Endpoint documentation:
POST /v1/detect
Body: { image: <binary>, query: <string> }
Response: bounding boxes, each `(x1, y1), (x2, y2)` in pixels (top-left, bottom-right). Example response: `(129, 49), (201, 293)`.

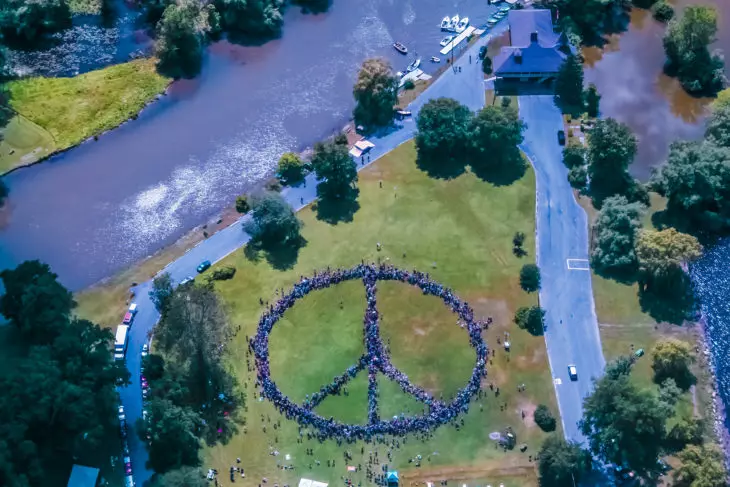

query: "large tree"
(353, 58), (398, 129)
(673, 444), (728, 487)
(651, 338), (695, 390)
(277, 152), (305, 185)
(663, 5), (726, 95)
(150, 467), (209, 487)
(579, 373), (671, 477)
(156, 0), (217, 79)
(705, 101), (730, 148)
(635, 228), (701, 289)
(652, 140), (730, 235)
(554, 54), (585, 113)
(311, 140), (358, 199)
(244, 191), (302, 247)
(143, 399), (203, 473)
(291, 0), (331, 14)
(0, 0), (71, 45)
(590, 195), (644, 279)
(216, 0), (284, 40)
(150, 272), (175, 314)
(536, 0), (631, 45)
(415, 97), (472, 172)
(468, 104), (526, 173)
(587, 118), (642, 203)
(537, 435), (589, 487)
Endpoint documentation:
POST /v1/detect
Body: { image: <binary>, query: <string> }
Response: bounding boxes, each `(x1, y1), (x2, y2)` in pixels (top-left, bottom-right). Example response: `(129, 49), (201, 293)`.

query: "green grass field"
(200, 141), (556, 486)
(1, 59), (169, 174)
(0, 114), (56, 173)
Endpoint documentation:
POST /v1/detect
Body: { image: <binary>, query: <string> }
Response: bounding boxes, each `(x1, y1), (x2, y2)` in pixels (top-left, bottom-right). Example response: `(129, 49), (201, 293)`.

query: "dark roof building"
(494, 9), (568, 80)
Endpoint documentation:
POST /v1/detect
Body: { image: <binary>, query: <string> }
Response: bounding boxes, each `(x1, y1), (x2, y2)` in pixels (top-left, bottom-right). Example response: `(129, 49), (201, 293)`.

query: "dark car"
(478, 46), (487, 60)
(557, 130), (566, 145)
(197, 260), (211, 273)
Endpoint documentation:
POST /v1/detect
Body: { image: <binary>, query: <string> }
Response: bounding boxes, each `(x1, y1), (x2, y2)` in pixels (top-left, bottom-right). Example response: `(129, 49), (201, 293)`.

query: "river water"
(0, 0), (499, 290)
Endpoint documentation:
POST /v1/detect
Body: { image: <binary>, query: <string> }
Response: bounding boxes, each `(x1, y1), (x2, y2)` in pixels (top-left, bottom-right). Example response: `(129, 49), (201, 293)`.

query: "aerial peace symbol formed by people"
(250, 263), (491, 441)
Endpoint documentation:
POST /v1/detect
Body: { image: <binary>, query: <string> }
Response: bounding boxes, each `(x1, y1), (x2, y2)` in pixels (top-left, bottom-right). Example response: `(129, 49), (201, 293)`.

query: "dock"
(440, 26), (476, 55)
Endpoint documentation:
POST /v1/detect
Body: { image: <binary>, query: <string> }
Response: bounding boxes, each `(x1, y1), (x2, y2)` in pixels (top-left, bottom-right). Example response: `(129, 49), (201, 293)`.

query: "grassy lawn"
(195, 141), (556, 486)
(0, 114), (56, 173)
(1, 59), (169, 173)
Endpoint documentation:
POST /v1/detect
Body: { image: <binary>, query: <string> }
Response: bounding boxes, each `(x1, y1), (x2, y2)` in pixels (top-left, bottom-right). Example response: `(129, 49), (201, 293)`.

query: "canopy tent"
(298, 479), (328, 487)
(387, 471), (399, 485)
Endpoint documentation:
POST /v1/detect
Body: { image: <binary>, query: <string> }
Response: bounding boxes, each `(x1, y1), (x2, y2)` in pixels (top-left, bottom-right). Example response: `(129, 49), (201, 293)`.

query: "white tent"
(299, 479), (329, 487)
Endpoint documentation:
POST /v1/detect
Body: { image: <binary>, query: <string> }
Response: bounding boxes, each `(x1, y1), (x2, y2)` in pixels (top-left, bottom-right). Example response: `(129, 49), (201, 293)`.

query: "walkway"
(518, 95), (605, 444)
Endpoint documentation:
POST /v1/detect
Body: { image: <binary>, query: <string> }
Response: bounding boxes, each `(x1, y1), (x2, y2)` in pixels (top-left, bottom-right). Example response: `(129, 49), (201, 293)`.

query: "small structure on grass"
(67, 465), (100, 487)
(386, 471), (399, 487)
(299, 479), (328, 487)
(349, 139), (375, 158)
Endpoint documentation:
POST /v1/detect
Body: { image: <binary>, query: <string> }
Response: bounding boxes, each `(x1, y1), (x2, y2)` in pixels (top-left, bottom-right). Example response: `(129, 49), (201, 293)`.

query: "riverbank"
(0, 58), (170, 174)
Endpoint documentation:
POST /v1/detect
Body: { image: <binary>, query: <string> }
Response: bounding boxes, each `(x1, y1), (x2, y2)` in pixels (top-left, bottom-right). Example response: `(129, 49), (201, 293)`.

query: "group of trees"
(145, 276), (243, 476)
(0, 0), (71, 47)
(554, 54), (600, 117)
(0, 261), (127, 487)
(535, 0), (631, 46)
(415, 96), (526, 184)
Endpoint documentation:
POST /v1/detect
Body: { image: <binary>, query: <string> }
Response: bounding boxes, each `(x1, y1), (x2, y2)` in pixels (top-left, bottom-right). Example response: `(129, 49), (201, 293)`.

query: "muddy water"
(583, 0), (729, 180)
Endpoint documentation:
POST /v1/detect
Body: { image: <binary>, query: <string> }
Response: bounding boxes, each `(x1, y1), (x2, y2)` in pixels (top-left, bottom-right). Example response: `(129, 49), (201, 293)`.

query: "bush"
(568, 165), (588, 191)
(514, 305), (545, 336)
(519, 263), (541, 292)
(210, 266), (236, 281)
(651, 1), (674, 22)
(482, 55), (493, 75)
(534, 404), (557, 432)
(403, 79), (415, 90)
(235, 194), (250, 214)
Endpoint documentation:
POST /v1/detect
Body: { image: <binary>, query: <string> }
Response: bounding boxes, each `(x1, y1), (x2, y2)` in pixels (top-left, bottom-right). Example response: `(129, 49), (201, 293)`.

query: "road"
(518, 95), (606, 444)
(121, 34), (493, 486)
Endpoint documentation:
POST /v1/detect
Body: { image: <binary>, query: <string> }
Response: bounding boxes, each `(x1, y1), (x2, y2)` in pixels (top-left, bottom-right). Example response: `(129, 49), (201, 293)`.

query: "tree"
(562, 142), (586, 168)
(519, 264), (541, 292)
(235, 194), (250, 214)
(651, 338), (695, 389)
(666, 417), (704, 451)
(311, 140), (357, 199)
(604, 355), (634, 380)
(537, 435), (589, 487)
(568, 165), (587, 191)
(555, 54), (585, 113)
(0, 0), (71, 45)
(143, 399), (203, 473)
(468, 104), (526, 180)
(150, 272), (174, 314)
(150, 467), (209, 487)
(514, 305), (545, 336)
(536, 0), (631, 45)
(534, 404), (557, 432)
(652, 141), (730, 235)
(636, 228), (701, 289)
(216, 0), (284, 40)
(276, 152), (305, 185)
(353, 58), (398, 129)
(244, 192), (302, 247)
(0, 260), (74, 343)
(651, 1), (674, 23)
(579, 373), (671, 477)
(415, 98), (472, 174)
(663, 5), (726, 95)
(0, 179), (9, 207)
(673, 444), (727, 487)
(156, 0), (216, 79)
(291, 0), (330, 14)
(705, 102), (730, 148)
(658, 378), (682, 407)
(587, 118), (640, 203)
(590, 196), (644, 279)
(482, 55), (492, 75)
(585, 83), (600, 117)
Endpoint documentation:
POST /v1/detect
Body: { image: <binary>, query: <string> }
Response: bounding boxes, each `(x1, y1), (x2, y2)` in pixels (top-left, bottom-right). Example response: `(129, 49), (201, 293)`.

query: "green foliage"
(235, 194), (250, 214)
(468, 104), (526, 182)
(135, 0), (175, 25)
(143, 398), (203, 473)
(673, 444), (727, 487)
(244, 191), (302, 247)
(534, 404), (557, 432)
(651, 338), (695, 390)
(0, 178), (8, 207)
(210, 265), (236, 281)
(403, 79), (415, 90)
(652, 141), (730, 235)
(585, 83), (600, 117)
(150, 272), (174, 314)
(604, 355), (635, 380)
(156, 0), (216, 79)
(0, 260), (75, 343)
(519, 263), (541, 292)
(663, 5), (726, 95)
(353, 58), (398, 129)
(150, 467), (209, 487)
(537, 435), (589, 487)
(705, 102), (730, 148)
(658, 378), (681, 407)
(579, 372), (671, 478)
(513, 231), (527, 257)
(292, 0), (331, 14)
(311, 140), (358, 199)
(415, 97), (472, 174)
(632, 0), (657, 8)
(482, 55), (493, 75)
(651, 1), (674, 23)
(277, 152), (305, 185)
(590, 196), (644, 279)
(536, 0), (630, 45)
(666, 416), (704, 451)
(216, 0), (284, 40)
(0, 0), (72, 46)
(562, 141), (587, 168)
(636, 228), (701, 289)
(587, 118), (642, 204)
(567, 165), (587, 191)
(514, 305), (545, 336)
(555, 55), (585, 113)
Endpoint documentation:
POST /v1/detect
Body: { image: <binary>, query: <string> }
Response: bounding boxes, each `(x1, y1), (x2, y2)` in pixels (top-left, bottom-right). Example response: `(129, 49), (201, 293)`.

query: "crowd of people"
(250, 264), (490, 441)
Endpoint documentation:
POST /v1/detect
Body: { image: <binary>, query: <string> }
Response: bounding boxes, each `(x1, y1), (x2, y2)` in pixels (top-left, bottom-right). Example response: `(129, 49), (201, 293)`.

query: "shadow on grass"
(244, 236), (307, 271)
(470, 153), (527, 186)
(638, 271), (698, 325)
(314, 187), (360, 224)
(415, 153), (467, 180)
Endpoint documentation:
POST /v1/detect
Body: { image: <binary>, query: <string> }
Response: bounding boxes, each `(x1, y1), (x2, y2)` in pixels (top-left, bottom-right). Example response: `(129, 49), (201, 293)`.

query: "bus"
(114, 325), (130, 361)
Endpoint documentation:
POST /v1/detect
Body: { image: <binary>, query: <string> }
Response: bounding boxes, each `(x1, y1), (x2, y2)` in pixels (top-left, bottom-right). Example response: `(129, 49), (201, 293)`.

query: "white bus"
(114, 325), (130, 361)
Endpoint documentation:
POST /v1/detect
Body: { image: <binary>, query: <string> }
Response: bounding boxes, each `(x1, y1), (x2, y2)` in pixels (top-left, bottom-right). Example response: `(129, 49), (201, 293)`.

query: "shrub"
(651, 1), (674, 22)
(568, 165), (588, 191)
(235, 194), (250, 214)
(519, 263), (541, 292)
(482, 55), (493, 75)
(403, 79), (415, 90)
(534, 404), (557, 432)
(514, 305), (545, 336)
(211, 266), (236, 281)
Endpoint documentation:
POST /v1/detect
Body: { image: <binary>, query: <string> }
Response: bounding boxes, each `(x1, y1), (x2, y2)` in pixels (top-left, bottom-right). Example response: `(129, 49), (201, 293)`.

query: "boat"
(406, 57), (421, 72)
(451, 14), (459, 28)
(440, 16), (452, 30)
(500, 5), (511, 13)
(393, 42), (408, 54)
(487, 18), (498, 26)
(440, 35), (454, 47)
(455, 16), (469, 33)
(430, 56), (441, 63)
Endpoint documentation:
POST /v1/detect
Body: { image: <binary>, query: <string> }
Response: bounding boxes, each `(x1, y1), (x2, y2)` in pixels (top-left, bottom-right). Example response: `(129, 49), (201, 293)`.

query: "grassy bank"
(0, 114), (56, 174)
(0, 59), (170, 173)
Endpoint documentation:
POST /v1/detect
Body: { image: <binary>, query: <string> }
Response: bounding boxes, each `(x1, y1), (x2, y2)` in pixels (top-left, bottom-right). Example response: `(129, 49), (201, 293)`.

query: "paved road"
(121, 34), (493, 486)
(518, 95), (605, 444)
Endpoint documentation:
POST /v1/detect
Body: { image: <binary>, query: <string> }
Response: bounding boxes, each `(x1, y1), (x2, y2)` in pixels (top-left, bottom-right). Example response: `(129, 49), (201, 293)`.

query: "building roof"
(67, 465), (100, 487)
(508, 9), (560, 48)
(494, 43), (566, 75)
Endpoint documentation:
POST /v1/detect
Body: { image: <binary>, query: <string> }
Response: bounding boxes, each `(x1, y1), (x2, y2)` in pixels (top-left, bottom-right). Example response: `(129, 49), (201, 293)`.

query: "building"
(67, 465), (100, 487)
(493, 9), (569, 82)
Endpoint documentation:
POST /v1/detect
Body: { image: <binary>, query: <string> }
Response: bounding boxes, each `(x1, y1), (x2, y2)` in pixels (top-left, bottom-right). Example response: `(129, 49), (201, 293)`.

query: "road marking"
(553, 378), (562, 385)
(566, 258), (590, 271)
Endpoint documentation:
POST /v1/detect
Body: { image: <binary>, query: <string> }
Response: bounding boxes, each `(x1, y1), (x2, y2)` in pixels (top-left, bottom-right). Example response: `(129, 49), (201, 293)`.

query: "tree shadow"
(244, 237), (307, 271)
(415, 152), (467, 180)
(314, 187), (360, 224)
(470, 153), (527, 186)
(638, 271), (698, 325)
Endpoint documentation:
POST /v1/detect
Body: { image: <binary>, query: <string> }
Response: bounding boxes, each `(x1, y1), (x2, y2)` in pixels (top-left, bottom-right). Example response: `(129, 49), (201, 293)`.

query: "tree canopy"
(705, 102), (730, 148)
(554, 54), (584, 113)
(663, 5), (726, 96)
(590, 195), (644, 279)
(216, 0), (284, 40)
(149, 467), (209, 487)
(536, 0), (631, 45)
(311, 140), (358, 199)
(244, 191), (302, 247)
(636, 228), (701, 287)
(353, 58), (398, 129)
(586, 118), (643, 204)
(0, 0), (71, 46)
(585, 83), (601, 117)
(514, 305), (545, 336)
(277, 152), (305, 185)
(468, 104), (526, 181)
(537, 435), (589, 487)
(651, 338), (696, 390)
(519, 263), (541, 292)
(143, 398), (203, 473)
(673, 444), (727, 487)
(415, 97), (472, 174)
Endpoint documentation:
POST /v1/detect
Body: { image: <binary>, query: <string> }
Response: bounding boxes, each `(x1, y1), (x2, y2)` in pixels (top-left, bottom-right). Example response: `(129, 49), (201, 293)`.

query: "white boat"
(451, 14), (460, 28)
(455, 17), (469, 33)
(440, 16), (452, 30)
(430, 56), (441, 63)
(406, 57), (421, 72)
(439, 35), (454, 47)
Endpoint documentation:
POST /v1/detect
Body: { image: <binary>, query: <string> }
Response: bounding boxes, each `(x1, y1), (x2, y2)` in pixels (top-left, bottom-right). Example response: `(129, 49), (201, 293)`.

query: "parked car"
(125, 476), (135, 487)
(124, 456), (132, 476)
(122, 311), (134, 325)
(141, 343), (149, 358)
(557, 130), (566, 145)
(179, 276), (195, 287)
(118, 405), (125, 423)
(478, 46), (487, 60)
(568, 364), (578, 381)
(197, 260), (211, 273)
